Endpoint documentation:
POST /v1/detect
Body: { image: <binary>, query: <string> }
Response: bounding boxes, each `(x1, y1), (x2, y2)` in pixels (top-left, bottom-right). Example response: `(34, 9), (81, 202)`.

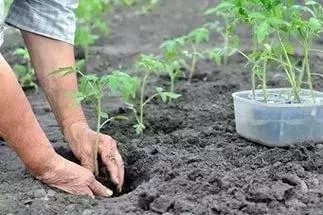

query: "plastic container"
(232, 88), (323, 147)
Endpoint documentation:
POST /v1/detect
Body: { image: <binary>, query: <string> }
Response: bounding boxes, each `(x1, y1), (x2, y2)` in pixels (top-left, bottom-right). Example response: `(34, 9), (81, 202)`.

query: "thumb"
(89, 179), (113, 197)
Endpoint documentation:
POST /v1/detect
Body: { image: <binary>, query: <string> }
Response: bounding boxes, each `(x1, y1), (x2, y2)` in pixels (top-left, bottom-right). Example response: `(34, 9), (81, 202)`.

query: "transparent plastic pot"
(232, 88), (323, 147)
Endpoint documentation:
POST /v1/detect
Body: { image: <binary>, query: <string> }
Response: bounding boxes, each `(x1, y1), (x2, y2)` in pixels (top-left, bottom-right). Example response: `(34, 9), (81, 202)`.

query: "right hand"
(35, 154), (113, 198)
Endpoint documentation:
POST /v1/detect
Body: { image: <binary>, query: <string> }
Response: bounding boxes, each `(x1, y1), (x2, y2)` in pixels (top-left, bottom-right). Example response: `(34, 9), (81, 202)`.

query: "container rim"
(232, 88), (323, 108)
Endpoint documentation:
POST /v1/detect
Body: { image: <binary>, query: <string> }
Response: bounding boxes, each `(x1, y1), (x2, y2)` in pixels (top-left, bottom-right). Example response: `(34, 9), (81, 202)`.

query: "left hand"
(63, 123), (124, 192)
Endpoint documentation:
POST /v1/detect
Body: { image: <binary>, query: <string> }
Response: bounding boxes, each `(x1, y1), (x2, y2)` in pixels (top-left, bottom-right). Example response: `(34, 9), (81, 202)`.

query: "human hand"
(36, 154), (113, 198)
(63, 123), (124, 192)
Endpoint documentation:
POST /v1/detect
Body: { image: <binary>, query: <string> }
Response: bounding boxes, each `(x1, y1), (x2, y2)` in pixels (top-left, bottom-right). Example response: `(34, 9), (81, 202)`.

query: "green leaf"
(134, 123), (145, 134)
(135, 54), (166, 74)
(106, 71), (139, 100)
(204, 2), (235, 15)
(50, 66), (77, 76)
(156, 87), (167, 102)
(76, 60), (86, 71)
(255, 22), (270, 43)
(188, 27), (209, 44)
(248, 12), (266, 21)
(14, 48), (27, 56)
(305, 1), (318, 6)
(100, 112), (110, 119)
(156, 87), (181, 102)
(208, 48), (223, 65)
(283, 43), (295, 55)
(309, 17), (322, 31)
(113, 115), (129, 121)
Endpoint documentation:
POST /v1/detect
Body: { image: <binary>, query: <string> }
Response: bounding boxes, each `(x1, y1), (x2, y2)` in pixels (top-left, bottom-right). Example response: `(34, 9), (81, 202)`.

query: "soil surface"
(1, 0), (323, 214)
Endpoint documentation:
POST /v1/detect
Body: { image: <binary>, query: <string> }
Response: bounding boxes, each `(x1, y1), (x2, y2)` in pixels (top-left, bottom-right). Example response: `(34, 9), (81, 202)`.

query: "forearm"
(21, 31), (87, 134)
(0, 54), (56, 175)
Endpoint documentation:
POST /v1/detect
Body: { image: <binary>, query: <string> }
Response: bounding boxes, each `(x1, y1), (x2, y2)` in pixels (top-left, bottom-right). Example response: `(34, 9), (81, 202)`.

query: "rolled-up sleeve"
(5, 0), (78, 45)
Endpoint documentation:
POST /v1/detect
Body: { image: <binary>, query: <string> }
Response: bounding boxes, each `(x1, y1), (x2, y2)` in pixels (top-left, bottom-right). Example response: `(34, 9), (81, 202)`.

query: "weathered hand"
(63, 123), (124, 192)
(36, 154), (113, 198)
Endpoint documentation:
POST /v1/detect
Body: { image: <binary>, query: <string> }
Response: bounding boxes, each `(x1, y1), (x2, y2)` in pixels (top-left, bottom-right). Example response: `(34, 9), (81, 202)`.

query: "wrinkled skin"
(37, 154), (113, 198)
(64, 123), (125, 192)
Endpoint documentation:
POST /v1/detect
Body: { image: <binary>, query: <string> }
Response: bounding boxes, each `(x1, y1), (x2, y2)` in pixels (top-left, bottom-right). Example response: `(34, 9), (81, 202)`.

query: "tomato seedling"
(182, 27), (209, 81)
(214, 0), (323, 103)
(160, 37), (185, 94)
(108, 55), (181, 134)
(53, 63), (127, 176)
(75, 0), (111, 60)
(204, 3), (240, 65)
(13, 48), (37, 90)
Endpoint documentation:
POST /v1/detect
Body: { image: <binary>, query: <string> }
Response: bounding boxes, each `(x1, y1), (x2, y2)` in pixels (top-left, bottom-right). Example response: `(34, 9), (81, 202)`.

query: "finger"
(89, 179), (113, 197)
(100, 138), (120, 186)
(115, 150), (125, 192)
(53, 185), (95, 199)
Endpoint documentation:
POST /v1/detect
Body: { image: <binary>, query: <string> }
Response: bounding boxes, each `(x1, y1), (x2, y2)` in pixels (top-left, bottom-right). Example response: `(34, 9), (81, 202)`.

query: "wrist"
(59, 108), (88, 137)
(63, 122), (90, 144)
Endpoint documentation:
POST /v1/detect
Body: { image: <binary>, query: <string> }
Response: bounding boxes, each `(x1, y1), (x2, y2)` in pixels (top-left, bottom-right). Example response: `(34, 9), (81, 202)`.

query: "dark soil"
(1, 0), (323, 214)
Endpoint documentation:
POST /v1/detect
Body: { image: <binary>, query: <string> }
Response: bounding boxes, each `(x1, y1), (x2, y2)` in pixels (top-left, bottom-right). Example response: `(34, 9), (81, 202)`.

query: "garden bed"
(0, 0), (322, 214)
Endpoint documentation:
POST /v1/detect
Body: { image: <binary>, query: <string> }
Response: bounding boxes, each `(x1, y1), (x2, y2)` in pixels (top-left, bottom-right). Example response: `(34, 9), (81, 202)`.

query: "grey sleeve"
(5, 0), (78, 45)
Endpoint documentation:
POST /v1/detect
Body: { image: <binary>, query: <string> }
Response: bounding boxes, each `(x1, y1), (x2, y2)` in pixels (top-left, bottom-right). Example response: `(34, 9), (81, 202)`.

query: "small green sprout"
(53, 63), (127, 176)
(13, 48), (37, 89)
(182, 27), (210, 81)
(160, 37), (185, 94)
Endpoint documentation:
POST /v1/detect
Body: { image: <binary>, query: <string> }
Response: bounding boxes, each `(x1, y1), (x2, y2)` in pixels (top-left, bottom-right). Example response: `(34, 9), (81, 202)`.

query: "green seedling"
(118, 0), (159, 14)
(160, 37), (185, 94)
(53, 63), (127, 176)
(13, 48), (37, 89)
(204, 4), (240, 65)
(182, 27), (210, 81)
(75, 0), (111, 60)
(109, 55), (181, 134)
(4, 0), (13, 14)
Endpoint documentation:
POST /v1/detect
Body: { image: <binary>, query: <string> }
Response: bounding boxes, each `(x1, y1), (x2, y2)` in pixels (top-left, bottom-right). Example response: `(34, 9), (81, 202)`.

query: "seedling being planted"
(53, 64), (127, 176)
(13, 48), (37, 89)
(160, 37), (185, 94)
(108, 55), (181, 134)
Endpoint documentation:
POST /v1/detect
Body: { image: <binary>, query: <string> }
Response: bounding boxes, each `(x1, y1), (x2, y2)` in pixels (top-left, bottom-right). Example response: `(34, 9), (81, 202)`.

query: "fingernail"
(107, 189), (113, 197)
